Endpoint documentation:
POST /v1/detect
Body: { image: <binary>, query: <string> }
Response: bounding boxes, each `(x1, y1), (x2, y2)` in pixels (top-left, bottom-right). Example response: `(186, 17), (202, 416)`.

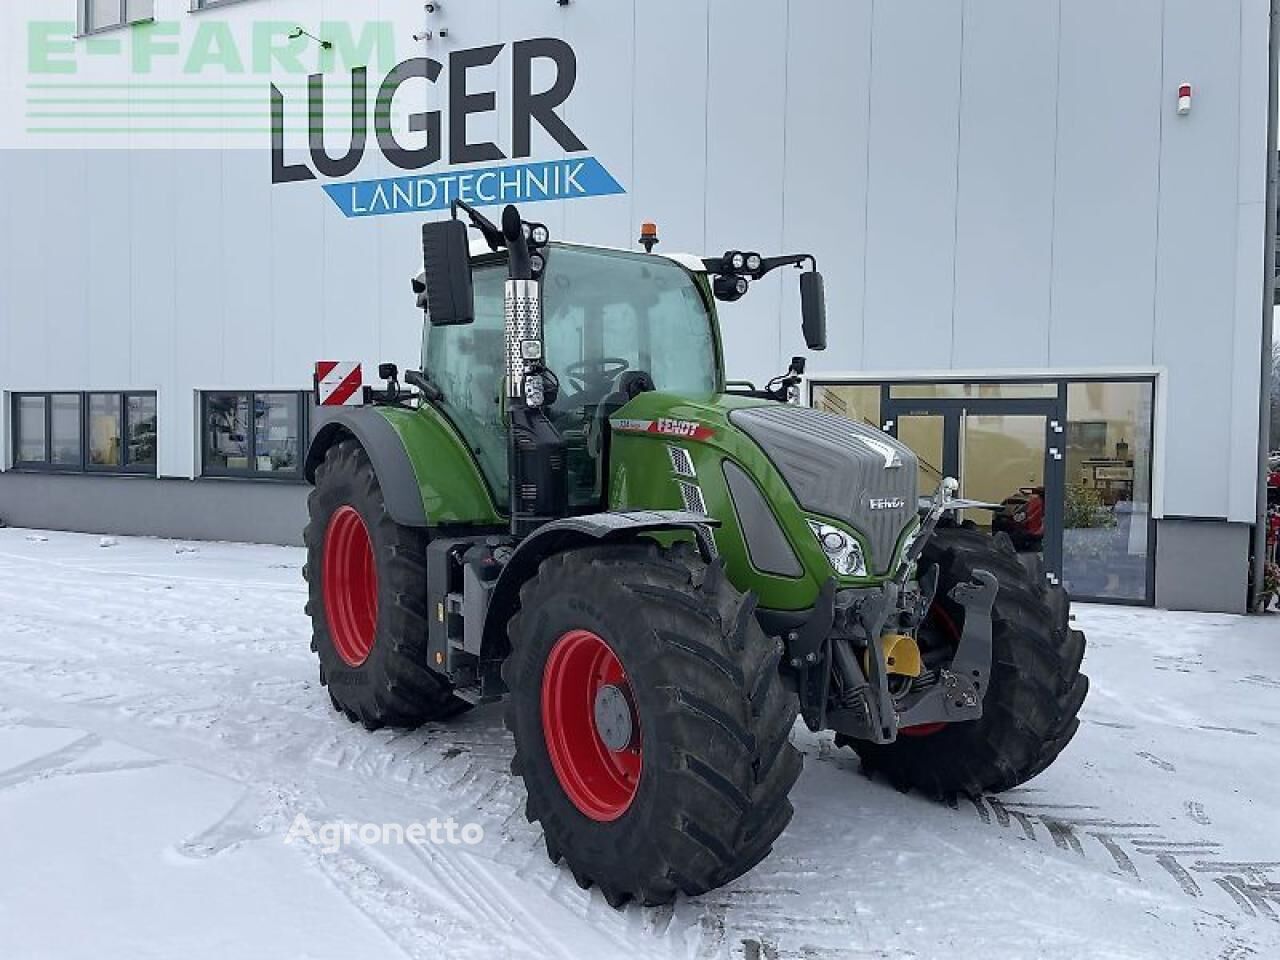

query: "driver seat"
(586, 370), (656, 479)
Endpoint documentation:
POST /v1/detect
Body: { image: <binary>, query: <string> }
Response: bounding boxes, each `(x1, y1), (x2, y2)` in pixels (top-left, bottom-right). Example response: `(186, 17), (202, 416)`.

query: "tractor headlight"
(807, 520), (868, 577)
(729, 251), (746, 271)
(745, 252), (763, 273)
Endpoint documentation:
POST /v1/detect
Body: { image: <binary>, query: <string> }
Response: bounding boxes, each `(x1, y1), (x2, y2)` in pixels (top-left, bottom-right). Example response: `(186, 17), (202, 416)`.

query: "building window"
(16, 396), (51, 464)
(202, 392), (307, 479)
(80, 0), (154, 35)
(87, 393), (158, 471)
(51, 394), (84, 467)
(811, 383), (882, 430)
(1062, 381), (1155, 603)
(11, 392), (156, 473)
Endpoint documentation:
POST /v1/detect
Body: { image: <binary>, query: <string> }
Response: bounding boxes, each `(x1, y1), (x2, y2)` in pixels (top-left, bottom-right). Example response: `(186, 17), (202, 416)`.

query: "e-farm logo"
(25, 18), (624, 219)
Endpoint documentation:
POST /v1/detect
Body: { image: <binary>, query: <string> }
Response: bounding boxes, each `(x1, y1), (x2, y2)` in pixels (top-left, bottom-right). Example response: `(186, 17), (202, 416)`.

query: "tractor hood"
(727, 404), (919, 572)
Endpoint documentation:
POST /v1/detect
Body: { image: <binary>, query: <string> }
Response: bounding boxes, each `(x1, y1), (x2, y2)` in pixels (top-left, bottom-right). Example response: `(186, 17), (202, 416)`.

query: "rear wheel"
(503, 542), (802, 907)
(846, 527), (1088, 796)
(304, 437), (469, 730)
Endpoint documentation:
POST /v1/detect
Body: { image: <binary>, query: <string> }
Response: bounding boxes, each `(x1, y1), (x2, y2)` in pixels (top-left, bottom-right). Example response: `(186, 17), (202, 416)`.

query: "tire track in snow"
(948, 793), (1280, 921)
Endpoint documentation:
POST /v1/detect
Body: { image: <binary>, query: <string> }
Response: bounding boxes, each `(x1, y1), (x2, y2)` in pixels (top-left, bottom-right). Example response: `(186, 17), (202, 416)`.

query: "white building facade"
(0, 0), (1274, 612)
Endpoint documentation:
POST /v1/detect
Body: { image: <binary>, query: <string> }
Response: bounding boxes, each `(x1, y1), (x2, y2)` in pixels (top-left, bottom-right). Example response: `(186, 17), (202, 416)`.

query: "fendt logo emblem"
(868, 497), (907, 511)
(855, 435), (903, 470)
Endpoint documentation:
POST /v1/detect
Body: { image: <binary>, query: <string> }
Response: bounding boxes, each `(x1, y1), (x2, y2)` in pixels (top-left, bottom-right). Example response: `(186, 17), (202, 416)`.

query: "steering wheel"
(564, 357), (631, 394)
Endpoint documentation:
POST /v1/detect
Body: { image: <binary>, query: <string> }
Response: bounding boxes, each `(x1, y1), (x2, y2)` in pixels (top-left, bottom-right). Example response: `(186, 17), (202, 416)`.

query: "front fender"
(480, 511), (719, 665)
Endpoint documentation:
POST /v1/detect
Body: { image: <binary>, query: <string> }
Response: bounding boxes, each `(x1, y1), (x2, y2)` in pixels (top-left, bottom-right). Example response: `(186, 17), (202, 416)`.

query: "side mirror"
(419, 218), (475, 325)
(800, 271), (827, 351)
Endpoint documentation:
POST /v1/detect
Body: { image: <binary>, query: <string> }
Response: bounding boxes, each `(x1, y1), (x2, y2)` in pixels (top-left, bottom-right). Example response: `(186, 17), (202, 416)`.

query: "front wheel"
(503, 542), (802, 907)
(847, 527), (1088, 796)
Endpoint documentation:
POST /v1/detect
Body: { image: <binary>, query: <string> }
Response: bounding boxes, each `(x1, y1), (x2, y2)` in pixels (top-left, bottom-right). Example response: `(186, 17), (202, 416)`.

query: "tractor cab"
(421, 240), (722, 511)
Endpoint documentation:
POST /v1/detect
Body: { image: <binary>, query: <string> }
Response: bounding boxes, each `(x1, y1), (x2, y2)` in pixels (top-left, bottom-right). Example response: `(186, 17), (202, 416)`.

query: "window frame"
(78, 0), (155, 37)
(200, 390), (309, 482)
(85, 392), (159, 475)
(190, 0), (257, 11)
(11, 391), (158, 475)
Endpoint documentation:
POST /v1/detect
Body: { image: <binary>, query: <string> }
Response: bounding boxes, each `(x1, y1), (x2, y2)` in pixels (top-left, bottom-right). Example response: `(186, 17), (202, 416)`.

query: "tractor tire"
(303, 437), (469, 730)
(847, 526), (1088, 796)
(503, 542), (802, 907)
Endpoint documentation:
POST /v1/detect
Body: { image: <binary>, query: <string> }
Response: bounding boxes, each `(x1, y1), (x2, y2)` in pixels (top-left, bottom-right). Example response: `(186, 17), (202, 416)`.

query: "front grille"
(678, 480), (707, 515)
(667, 445), (696, 478)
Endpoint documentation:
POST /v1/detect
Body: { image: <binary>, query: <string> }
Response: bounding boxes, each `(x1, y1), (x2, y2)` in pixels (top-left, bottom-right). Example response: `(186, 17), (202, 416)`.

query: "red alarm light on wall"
(1177, 83), (1193, 116)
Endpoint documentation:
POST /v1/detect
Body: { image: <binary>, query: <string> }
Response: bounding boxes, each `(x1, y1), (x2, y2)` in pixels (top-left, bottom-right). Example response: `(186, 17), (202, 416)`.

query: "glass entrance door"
(959, 411), (1050, 556)
(895, 414), (948, 496)
(884, 400), (1064, 584)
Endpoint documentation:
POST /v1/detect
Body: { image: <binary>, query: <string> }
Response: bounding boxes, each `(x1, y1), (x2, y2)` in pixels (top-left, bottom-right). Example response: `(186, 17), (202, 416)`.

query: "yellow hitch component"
(866, 633), (923, 678)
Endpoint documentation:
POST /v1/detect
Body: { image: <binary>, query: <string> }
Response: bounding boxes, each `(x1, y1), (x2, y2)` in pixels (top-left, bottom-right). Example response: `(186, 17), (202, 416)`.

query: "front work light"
(713, 273), (750, 302)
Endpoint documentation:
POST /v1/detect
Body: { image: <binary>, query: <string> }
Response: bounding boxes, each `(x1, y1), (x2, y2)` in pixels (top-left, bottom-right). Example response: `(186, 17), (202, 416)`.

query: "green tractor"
(303, 203), (1088, 906)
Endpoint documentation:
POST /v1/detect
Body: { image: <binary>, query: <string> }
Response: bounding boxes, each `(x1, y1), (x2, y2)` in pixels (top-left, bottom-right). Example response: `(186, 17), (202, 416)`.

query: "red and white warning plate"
(314, 361), (364, 407)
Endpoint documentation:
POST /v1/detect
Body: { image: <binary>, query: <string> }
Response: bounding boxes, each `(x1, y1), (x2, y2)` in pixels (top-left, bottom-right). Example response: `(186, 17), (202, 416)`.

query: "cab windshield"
(423, 244), (720, 509)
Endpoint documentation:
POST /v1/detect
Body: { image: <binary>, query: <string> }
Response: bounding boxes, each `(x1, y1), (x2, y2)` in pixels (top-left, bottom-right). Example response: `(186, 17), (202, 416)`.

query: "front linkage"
(787, 478), (999, 745)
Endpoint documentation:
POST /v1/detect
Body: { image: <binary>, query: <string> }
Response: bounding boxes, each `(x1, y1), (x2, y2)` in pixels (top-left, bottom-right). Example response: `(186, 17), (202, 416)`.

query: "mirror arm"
(755, 253), (817, 278)
(700, 252), (818, 279)
(452, 198), (505, 252)
(404, 369), (443, 404)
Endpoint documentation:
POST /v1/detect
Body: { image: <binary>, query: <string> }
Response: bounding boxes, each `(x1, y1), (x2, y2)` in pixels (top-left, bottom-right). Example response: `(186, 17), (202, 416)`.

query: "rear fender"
(305, 407), (429, 527)
(306, 404), (503, 528)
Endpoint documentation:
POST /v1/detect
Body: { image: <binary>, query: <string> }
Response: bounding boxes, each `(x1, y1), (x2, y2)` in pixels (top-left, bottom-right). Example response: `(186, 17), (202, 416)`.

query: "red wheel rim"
(900, 605), (961, 738)
(541, 629), (641, 822)
(322, 505), (379, 668)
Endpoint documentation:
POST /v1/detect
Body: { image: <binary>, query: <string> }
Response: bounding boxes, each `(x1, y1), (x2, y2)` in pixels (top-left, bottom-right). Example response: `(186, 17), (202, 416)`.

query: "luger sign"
(271, 37), (624, 218)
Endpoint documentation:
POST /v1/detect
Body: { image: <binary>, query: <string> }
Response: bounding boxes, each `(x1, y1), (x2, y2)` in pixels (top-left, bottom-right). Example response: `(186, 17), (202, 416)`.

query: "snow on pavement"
(0, 528), (1276, 960)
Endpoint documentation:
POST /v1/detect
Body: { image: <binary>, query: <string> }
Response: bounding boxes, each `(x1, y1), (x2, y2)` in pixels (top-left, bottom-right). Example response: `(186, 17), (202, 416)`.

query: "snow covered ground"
(0, 528), (1276, 960)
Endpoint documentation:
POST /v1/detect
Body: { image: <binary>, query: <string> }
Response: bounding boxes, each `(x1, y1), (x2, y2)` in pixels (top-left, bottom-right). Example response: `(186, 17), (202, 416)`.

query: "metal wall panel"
(704, 0), (788, 383)
(952, 0), (1059, 369)
(7, 152), (50, 389)
(128, 151), (176, 472)
(1229, 0), (1272, 523)
(562, 0), (635, 249)
(44, 151), (90, 389)
(233, 148), (281, 387)
(1048, 0), (1163, 368)
(172, 151), (225, 477)
(0, 148), (9, 460)
(777, 0), (874, 368)
(85, 152), (133, 390)
(1154, 0), (1243, 518)
(631, 1), (710, 265)
(862, 0), (963, 371)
